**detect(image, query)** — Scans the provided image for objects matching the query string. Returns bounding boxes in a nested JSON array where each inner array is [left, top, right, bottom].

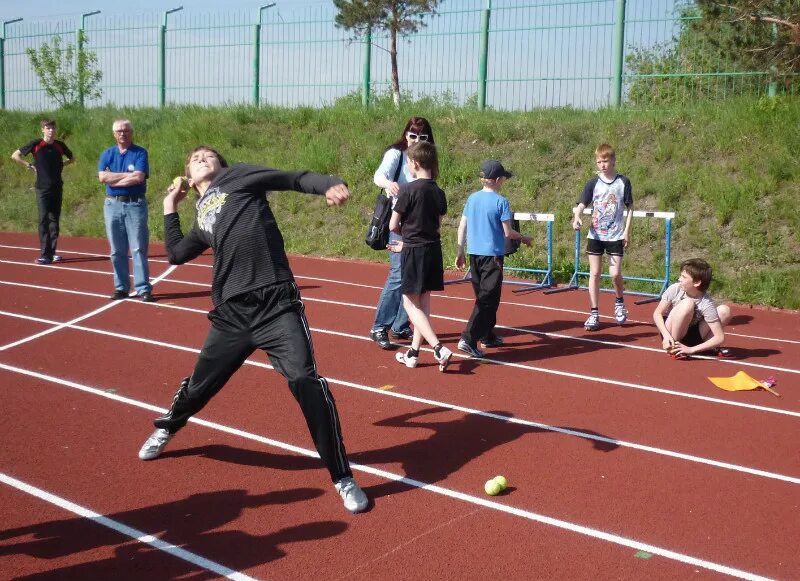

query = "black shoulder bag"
[[365, 153, 403, 250]]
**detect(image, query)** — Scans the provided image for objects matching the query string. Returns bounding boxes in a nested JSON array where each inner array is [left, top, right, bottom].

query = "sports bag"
[[365, 151, 404, 250], [504, 218, 521, 256]]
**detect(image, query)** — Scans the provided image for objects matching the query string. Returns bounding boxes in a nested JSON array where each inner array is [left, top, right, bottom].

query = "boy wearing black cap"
[[455, 160, 531, 358]]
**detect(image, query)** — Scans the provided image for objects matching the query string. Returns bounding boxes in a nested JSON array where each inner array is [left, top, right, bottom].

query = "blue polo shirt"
[[462, 189, 513, 256], [98, 144, 149, 196]]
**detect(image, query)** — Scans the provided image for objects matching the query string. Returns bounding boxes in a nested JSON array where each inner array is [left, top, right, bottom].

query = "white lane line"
[[0, 471, 259, 581], [0, 265, 177, 352], [2, 246, 798, 347], [0, 363, 778, 581], [1, 311, 798, 485], [2, 305, 799, 421]]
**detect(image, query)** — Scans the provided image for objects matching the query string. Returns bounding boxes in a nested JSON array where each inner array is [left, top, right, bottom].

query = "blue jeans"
[[371, 232, 410, 333], [104, 196, 151, 295]]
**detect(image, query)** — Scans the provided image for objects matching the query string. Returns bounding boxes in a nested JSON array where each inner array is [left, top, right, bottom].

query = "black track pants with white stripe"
[[154, 281, 353, 483]]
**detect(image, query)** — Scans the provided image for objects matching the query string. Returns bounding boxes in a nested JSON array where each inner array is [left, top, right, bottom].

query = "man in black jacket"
[[138, 145, 367, 514]]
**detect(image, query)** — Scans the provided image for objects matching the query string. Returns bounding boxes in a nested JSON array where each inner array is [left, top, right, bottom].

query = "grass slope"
[[1, 96, 798, 308]]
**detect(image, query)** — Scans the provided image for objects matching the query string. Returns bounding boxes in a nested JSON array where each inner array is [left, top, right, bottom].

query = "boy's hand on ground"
[[668, 342, 694, 357], [325, 184, 350, 206]]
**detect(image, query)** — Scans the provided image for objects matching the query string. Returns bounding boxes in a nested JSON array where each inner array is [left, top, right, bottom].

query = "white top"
[[661, 282, 720, 325]]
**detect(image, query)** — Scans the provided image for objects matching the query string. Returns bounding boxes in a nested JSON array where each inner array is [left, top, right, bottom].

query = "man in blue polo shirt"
[[98, 119, 153, 302]]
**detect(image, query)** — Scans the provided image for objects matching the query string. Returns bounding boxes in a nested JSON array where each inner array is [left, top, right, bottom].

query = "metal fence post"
[[767, 22, 778, 97], [611, 0, 626, 107], [160, 7, 183, 108], [477, 1, 491, 110], [253, 23, 261, 106], [1, 18, 24, 110], [0, 37, 5, 110], [362, 27, 371, 107], [78, 12, 101, 109]]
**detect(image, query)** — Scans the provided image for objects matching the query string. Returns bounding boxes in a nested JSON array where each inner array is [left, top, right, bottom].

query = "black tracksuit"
[[18, 138, 73, 260], [155, 164, 352, 483]]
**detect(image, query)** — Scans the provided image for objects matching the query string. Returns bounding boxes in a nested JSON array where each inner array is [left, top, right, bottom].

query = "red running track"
[[0, 232, 798, 581]]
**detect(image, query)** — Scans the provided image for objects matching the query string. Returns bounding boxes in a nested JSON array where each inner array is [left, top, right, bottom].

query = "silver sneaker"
[[457, 339, 485, 358], [614, 303, 628, 325], [434, 345, 453, 372], [138, 428, 173, 460], [335, 477, 368, 513], [584, 311, 601, 331]]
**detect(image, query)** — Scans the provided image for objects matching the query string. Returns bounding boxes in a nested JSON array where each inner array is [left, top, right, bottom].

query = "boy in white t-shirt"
[[653, 258, 731, 357]]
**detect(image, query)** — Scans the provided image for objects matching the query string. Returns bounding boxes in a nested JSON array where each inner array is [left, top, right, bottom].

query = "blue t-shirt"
[[462, 189, 512, 256], [98, 144, 149, 196]]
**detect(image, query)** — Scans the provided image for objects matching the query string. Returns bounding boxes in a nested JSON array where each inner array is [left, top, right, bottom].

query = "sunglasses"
[[407, 132, 429, 142]]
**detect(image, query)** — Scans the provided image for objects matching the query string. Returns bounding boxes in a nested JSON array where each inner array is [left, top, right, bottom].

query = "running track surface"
[[0, 232, 797, 581]]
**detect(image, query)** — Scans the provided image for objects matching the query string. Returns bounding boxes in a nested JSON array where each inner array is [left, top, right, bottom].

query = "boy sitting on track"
[[572, 143, 633, 331], [652, 258, 731, 358], [389, 141, 453, 372], [455, 160, 531, 358], [137, 145, 368, 514]]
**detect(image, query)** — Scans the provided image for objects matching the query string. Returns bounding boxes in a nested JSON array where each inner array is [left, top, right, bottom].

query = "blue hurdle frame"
[[544, 209, 674, 302], [446, 212, 554, 292]]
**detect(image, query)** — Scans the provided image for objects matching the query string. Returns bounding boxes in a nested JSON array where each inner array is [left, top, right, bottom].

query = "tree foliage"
[[626, 1, 799, 106], [334, 0, 441, 106], [26, 32, 103, 109]]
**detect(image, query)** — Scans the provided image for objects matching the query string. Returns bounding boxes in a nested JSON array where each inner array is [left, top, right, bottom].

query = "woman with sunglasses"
[[369, 117, 436, 350]]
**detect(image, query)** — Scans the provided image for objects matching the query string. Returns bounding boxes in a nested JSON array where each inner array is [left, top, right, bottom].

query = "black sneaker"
[[369, 329, 391, 350], [480, 335, 505, 348], [390, 328, 414, 340], [140, 292, 156, 302], [110, 290, 129, 300], [35, 257, 52, 265]]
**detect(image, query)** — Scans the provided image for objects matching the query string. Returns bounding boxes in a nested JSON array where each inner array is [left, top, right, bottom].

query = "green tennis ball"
[[493, 475, 508, 491], [484, 478, 503, 496]]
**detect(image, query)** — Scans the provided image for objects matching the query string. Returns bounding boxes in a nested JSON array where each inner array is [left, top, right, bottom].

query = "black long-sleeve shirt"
[[164, 164, 343, 306]]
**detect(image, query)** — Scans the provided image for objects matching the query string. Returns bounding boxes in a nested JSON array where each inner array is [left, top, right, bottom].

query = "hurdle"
[[544, 208, 674, 304], [446, 212, 554, 292]]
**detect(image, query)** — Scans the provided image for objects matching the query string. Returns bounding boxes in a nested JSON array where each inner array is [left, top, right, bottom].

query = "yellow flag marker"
[[708, 371, 780, 397]]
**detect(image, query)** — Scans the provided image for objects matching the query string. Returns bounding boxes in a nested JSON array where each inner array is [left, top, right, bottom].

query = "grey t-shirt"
[[661, 282, 720, 326]]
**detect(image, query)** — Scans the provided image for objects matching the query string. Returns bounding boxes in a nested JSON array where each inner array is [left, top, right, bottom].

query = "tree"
[[334, 0, 442, 106], [626, 1, 799, 106], [26, 32, 103, 109]]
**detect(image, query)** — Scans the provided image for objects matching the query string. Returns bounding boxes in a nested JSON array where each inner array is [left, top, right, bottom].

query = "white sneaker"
[[614, 303, 628, 325], [434, 345, 452, 372], [335, 477, 368, 513], [584, 311, 600, 331], [138, 428, 173, 460], [395, 350, 419, 368]]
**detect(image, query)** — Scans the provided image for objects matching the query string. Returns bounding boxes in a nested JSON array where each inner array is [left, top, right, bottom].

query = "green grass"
[[1, 96, 798, 308]]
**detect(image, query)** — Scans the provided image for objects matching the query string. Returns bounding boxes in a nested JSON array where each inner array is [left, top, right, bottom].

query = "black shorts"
[[587, 238, 624, 256], [681, 323, 703, 346], [400, 242, 444, 294]]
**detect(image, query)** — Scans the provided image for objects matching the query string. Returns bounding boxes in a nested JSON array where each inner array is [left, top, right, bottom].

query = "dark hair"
[[387, 116, 435, 151], [184, 145, 229, 178], [680, 258, 712, 292], [407, 141, 439, 179], [40, 119, 56, 129]]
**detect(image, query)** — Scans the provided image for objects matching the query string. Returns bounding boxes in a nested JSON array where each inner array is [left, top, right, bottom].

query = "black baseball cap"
[[479, 160, 513, 179]]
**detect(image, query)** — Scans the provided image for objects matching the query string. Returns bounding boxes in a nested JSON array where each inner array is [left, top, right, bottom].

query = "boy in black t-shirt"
[[137, 145, 368, 514], [11, 119, 74, 264], [389, 141, 453, 371]]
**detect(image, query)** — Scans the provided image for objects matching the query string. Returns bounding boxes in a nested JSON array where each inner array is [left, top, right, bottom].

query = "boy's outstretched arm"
[[623, 203, 634, 247], [455, 215, 467, 269], [502, 220, 532, 246], [652, 298, 675, 350], [572, 203, 586, 230]]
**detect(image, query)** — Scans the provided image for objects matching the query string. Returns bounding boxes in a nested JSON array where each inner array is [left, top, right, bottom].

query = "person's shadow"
[[352, 408, 619, 499], [0, 487, 347, 580]]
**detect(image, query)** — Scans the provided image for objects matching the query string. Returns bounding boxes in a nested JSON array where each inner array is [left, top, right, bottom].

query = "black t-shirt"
[[164, 164, 342, 307], [393, 178, 448, 247], [18, 139, 73, 189]]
